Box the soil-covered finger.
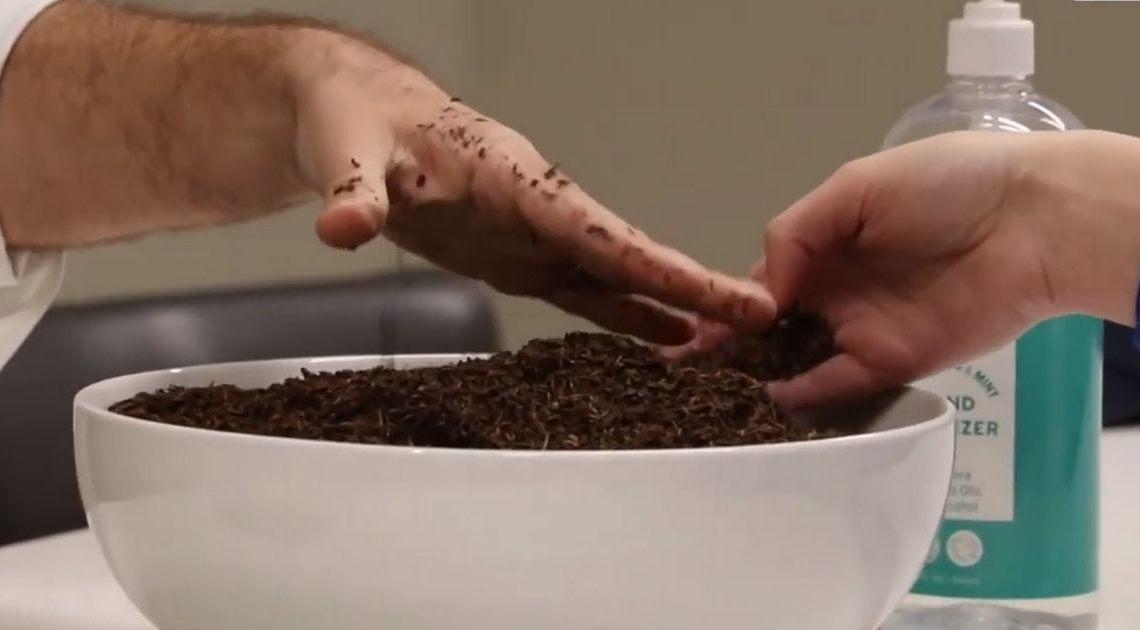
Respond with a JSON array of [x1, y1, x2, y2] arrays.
[[546, 291, 696, 346]]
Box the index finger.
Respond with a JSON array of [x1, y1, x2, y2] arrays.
[[558, 199, 775, 328], [763, 161, 871, 307], [492, 138, 775, 328]]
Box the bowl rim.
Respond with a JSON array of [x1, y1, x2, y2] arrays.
[[74, 353, 956, 459]]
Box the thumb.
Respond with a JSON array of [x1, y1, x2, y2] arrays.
[[763, 161, 870, 307], [295, 87, 397, 251], [315, 157, 391, 251]]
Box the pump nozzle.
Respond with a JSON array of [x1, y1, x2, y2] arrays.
[[947, 0, 1034, 78]]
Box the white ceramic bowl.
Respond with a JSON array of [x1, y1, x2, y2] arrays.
[[74, 355, 954, 630]]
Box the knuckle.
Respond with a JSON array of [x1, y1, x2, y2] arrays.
[[833, 158, 870, 188], [481, 125, 531, 152], [499, 126, 536, 150], [764, 212, 793, 245]]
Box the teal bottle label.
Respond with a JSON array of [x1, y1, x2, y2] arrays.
[[909, 315, 1101, 599]]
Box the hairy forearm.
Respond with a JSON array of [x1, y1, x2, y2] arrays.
[[0, 0, 331, 247], [1029, 130, 1140, 327]]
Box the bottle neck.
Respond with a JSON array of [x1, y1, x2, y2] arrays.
[[946, 75, 1035, 96]]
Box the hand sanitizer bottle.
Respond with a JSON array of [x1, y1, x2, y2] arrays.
[[879, 2, 1102, 629]]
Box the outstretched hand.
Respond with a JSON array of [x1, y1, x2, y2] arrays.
[[293, 40, 774, 344], [669, 131, 1104, 408]]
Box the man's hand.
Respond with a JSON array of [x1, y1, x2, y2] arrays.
[[0, 1, 775, 344], [289, 31, 773, 344], [672, 130, 1140, 409]]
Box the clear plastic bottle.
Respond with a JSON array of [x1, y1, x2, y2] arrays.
[[879, 2, 1101, 630], [881, 75, 1081, 142]]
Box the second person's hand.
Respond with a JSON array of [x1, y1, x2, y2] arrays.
[[673, 130, 1140, 409]]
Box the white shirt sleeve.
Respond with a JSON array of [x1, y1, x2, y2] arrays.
[[0, 0, 67, 370]]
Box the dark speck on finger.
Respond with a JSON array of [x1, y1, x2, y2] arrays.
[[350, 158, 360, 168], [478, 147, 486, 159], [585, 225, 613, 242], [543, 165, 558, 179], [415, 174, 427, 188], [530, 179, 538, 187]]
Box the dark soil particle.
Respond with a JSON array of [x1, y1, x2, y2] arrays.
[[109, 313, 840, 451], [681, 310, 838, 382]]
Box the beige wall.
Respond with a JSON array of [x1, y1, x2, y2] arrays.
[[59, 0, 1140, 348]]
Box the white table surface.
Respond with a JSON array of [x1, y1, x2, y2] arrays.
[[2, 428, 1138, 630]]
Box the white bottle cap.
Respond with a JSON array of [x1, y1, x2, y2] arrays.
[[947, 0, 1034, 78]]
